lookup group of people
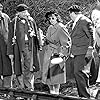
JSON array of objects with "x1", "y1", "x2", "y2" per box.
[
  {"x1": 0, "y1": 3, "x2": 40, "y2": 90},
  {"x1": 0, "y1": 1, "x2": 100, "y2": 99},
  {"x1": 42, "y1": 5, "x2": 94, "y2": 98}
]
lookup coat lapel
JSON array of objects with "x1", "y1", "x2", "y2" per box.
[
  {"x1": 71, "y1": 18, "x2": 81, "y2": 36},
  {"x1": 50, "y1": 25, "x2": 58, "y2": 37}
]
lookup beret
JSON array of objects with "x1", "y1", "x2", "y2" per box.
[
  {"x1": 16, "y1": 4, "x2": 29, "y2": 12},
  {"x1": 68, "y1": 5, "x2": 81, "y2": 12}
]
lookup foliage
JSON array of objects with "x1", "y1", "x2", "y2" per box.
[{"x1": 0, "y1": 0, "x2": 97, "y2": 34}]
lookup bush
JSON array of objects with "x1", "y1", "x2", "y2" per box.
[{"x1": 1, "y1": 0, "x2": 96, "y2": 34}]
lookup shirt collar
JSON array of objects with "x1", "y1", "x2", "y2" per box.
[{"x1": 72, "y1": 14, "x2": 83, "y2": 30}]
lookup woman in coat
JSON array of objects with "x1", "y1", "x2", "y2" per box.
[{"x1": 42, "y1": 11, "x2": 71, "y2": 94}]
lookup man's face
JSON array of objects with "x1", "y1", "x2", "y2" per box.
[{"x1": 18, "y1": 10, "x2": 29, "y2": 17}]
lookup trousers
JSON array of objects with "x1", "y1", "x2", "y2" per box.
[{"x1": 73, "y1": 54, "x2": 90, "y2": 98}]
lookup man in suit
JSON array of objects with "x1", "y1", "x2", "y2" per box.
[{"x1": 68, "y1": 5, "x2": 94, "y2": 98}]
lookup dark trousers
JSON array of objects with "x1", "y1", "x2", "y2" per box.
[
  {"x1": 22, "y1": 44, "x2": 32, "y2": 89},
  {"x1": 73, "y1": 54, "x2": 90, "y2": 98}
]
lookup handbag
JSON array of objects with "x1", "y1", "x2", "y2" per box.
[{"x1": 50, "y1": 53, "x2": 64, "y2": 64}]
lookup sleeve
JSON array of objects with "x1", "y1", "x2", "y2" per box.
[
  {"x1": 7, "y1": 21, "x2": 14, "y2": 55},
  {"x1": 32, "y1": 19, "x2": 40, "y2": 50},
  {"x1": 32, "y1": 18, "x2": 38, "y2": 36},
  {"x1": 46, "y1": 25, "x2": 52, "y2": 39},
  {"x1": 58, "y1": 27, "x2": 69, "y2": 47},
  {"x1": 58, "y1": 27, "x2": 70, "y2": 56},
  {"x1": 44, "y1": 25, "x2": 52, "y2": 45},
  {"x1": 82, "y1": 20, "x2": 94, "y2": 47},
  {"x1": 95, "y1": 18, "x2": 100, "y2": 37}
]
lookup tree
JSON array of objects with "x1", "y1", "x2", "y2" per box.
[{"x1": 0, "y1": 0, "x2": 96, "y2": 34}]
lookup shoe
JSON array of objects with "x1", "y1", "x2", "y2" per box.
[{"x1": 55, "y1": 91, "x2": 59, "y2": 95}]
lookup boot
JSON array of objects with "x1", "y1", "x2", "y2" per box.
[{"x1": 30, "y1": 74, "x2": 34, "y2": 91}]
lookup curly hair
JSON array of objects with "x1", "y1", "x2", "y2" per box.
[{"x1": 45, "y1": 10, "x2": 63, "y2": 24}]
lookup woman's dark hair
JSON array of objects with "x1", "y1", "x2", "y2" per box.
[
  {"x1": 45, "y1": 11, "x2": 55, "y2": 19},
  {"x1": 45, "y1": 11, "x2": 62, "y2": 24}
]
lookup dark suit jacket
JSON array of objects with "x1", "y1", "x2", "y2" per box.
[{"x1": 71, "y1": 17, "x2": 93, "y2": 55}]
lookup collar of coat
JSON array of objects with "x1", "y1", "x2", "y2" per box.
[
  {"x1": 72, "y1": 14, "x2": 92, "y2": 30},
  {"x1": 72, "y1": 14, "x2": 84, "y2": 30}
]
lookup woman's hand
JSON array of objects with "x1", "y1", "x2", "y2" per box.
[{"x1": 59, "y1": 52, "x2": 64, "y2": 58}]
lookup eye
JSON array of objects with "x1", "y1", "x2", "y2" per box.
[{"x1": 49, "y1": 17, "x2": 54, "y2": 20}]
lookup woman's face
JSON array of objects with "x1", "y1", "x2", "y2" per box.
[
  {"x1": 49, "y1": 14, "x2": 58, "y2": 25},
  {"x1": 0, "y1": 6, "x2": 3, "y2": 13}
]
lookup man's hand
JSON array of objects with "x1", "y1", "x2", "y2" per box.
[{"x1": 85, "y1": 46, "x2": 93, "y2": 58}]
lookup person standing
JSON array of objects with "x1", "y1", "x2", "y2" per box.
[
  {"x1": 7, "y1": 4, "x2": 40, "y2": 90},
  {"x1": 0, "y1": 3, "x2": 12, "y2": 88},
  {"x1": 68, "y1": 5, "x2": 94, "y2": 98},
  {"x1": 91, "y1": 1, "x2": 100, "y2": 84},
  {"x1": 42, "y1": 11, "x2": 71, "y2": 94}
]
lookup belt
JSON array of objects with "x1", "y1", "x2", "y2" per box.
[{"x1": 49, "y1": 43, "x2": 58, "y2": 49}]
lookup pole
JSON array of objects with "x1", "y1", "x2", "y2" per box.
[{"x1": 11, "y1": 15, "x2": 18, "y2": 89}]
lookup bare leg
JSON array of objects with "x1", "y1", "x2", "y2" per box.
[
  {"x1": 54, "y1": 84, "x2": 60, "y2": 94},
  {"x1": 49, "y1": 85, "x2": 55, "y2": 94},
  {"x1": 30, "y1": 73, "x2": 34, "y2": 91},
  {"x1": 17, "y1": 75, "x2": 24, "y2": 89}
]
